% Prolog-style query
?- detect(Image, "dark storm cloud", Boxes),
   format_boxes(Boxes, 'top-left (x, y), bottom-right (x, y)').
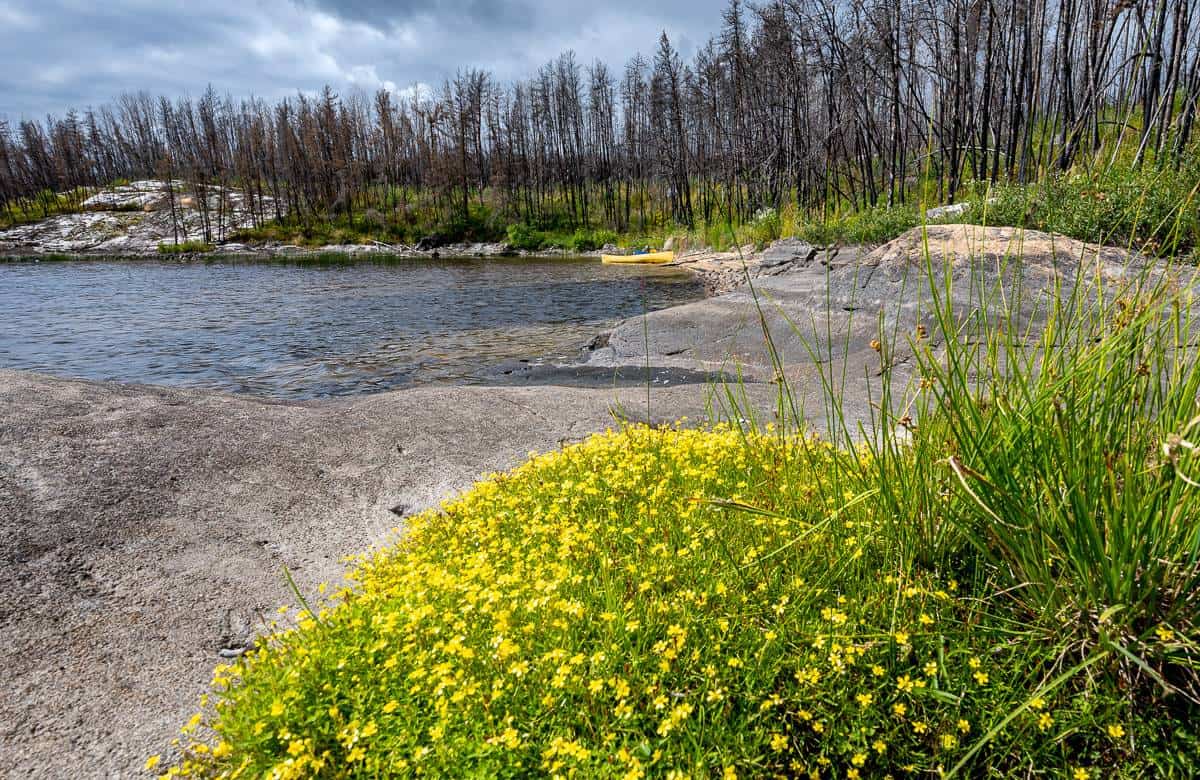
top-left (0, 0), bottom-right (726, 121)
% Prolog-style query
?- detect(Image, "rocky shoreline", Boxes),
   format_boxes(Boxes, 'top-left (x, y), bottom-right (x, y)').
top-left (1, 224), bottom-right (1181, 778)
top-left (0, 181), bottom-right (830, 296)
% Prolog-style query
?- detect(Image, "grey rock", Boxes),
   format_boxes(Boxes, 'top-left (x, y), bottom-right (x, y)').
top-left (925, 202), bottom-right (970, 220)
top-left (591, 225), bottom-right (1188, 395)
top-left (758, 238), bottom-right (819, 268)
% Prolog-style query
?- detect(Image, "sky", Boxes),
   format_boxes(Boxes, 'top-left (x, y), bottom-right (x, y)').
top-left (0, 0), bottom-right (728, 121)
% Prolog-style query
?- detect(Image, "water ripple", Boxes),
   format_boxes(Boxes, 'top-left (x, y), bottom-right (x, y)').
top-left (0, 255), bottom-right (704, 398)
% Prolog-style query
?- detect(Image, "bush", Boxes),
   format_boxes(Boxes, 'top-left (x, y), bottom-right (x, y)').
top-left (359, 208), bottom-right (387, 230)
top-left (748, 206), bottom-right (782, 249)
top-left (434, 207), bottom-right (502, 244)
top-left (796, 205), bottom-right (921, 246)
top-left (157, 240), bottom-right (215, 254)
top-left (505, 223), bottom-right (545, 251)
top-left (566, 228), bottom-right (618, 252)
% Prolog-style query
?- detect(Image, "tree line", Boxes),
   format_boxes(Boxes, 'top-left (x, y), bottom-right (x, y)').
top-left (2, 0), bottom-right (1198, 242)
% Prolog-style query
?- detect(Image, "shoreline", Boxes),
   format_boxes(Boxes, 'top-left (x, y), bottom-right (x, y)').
top-left (0, 237), bottom-right (822, 299)
top-left (0, 182), bottom-right (823, 296)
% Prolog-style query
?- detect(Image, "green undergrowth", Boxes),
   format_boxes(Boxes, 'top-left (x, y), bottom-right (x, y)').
top-left (1, 187), bottom-right (92, 228)
top-left (505, 223), bottom-right (619, 252)
top-left (158, 239), bottom-right (1200, 777)
top-left (13, 152), bottom-right (1197, 263)
top-left (158, 240), bottom-right (216, 254)
top-left (962, 159), bottom-right (1200, 255)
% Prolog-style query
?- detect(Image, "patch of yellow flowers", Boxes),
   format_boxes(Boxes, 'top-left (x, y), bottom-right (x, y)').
top-left (156, 424), bottom-right (1135, 778)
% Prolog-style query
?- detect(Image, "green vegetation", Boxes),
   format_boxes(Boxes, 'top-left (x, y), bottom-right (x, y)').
top-left (158, 240), bottom-right (216, 255)
top-left (7, 148), bottom-right (1195, 264)
top-left (158, 237), bottom-right (1200, 777)
top-left (0, 187), bottom-right (93, 229)
top-left (343, 159), bottom-right (1200, 256)
top-left (963, 159), bottom-right (1200, 255)
top-left (505, 223), bottom-right (619, 252)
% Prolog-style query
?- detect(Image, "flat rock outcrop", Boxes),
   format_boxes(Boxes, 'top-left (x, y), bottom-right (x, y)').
top-left (592, 224), bottom-right (1185, 387)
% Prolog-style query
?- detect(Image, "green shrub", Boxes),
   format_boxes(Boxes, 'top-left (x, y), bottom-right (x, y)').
top-left (701, 221), bottom-right (735, 251)
top-left (748, 207), bottom-right (782, 249)
top-left (533, 226), bottom-right (621, 252)
top-left (796, 205), bottom-right (921, 246)
top-left (566, 228), bottom-right (618, 252)
top-left (505, 223), bottom-right (545, 251)
top-left (157, 240), bottom-right (215, 254)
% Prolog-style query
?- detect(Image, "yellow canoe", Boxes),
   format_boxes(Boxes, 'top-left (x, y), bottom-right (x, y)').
top-left (601, 251), bottom-right (675, 265)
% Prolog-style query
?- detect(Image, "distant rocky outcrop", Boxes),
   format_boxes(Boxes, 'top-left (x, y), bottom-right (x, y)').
top-left (0, 180), bottom-right (270, 255)
top-left (0, 181), bottom-right (577, 260)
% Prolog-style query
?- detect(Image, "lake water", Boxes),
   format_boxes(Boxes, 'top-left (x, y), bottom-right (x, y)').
top-left (0, 256), bottom-right (705, 398)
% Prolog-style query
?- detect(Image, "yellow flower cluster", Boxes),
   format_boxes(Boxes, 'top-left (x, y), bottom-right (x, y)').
top-left (157, 423), bottom-right (1139, 778)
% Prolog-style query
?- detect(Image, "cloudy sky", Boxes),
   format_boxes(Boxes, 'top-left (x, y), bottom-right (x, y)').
top-left (0, 0), bottom-right (727, 121)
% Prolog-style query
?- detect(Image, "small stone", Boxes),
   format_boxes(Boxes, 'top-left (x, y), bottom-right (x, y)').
top-left (925, 202), bottom-right (969, 220)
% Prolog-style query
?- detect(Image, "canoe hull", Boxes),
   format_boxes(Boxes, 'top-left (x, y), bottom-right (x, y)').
top-left (601, 251), bottom-right (675, 265)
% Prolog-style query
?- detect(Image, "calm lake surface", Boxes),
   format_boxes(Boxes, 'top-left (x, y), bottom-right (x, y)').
top-left (0, 256), bottom-right (704, 398)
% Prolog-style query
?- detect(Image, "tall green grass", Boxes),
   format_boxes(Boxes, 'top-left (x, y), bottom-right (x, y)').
top-left (962, 159), bottom-right (1200, 256)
